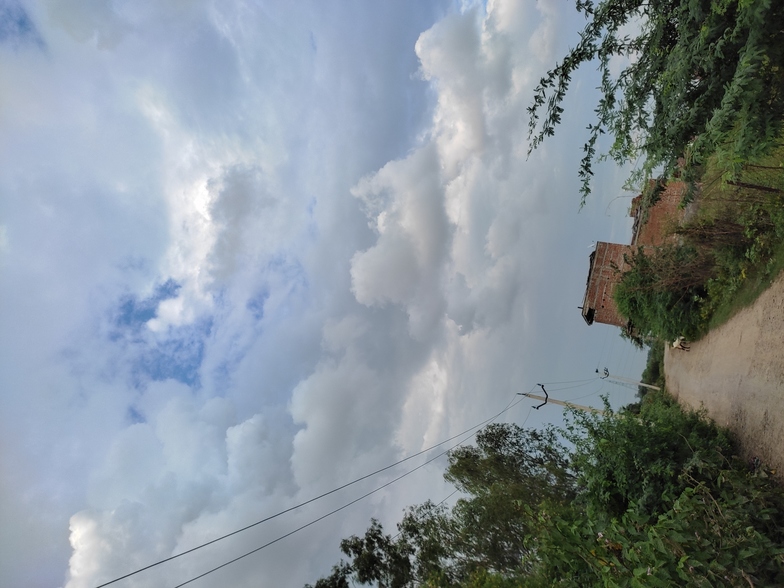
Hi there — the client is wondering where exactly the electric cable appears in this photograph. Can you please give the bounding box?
[595,325,611,370]
[563,383,607,403]
[537,376,599,386]
[543,379,601,392]
[170,394,529,588]
[96,389,532,588]
[389,404,535,541]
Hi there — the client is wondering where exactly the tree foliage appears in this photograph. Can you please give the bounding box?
[527,0,784,203]
[566,394,734,520]
[530,395,784,587]
[307,425,576,587]
[307,396,784,587]
[613,245,711,340]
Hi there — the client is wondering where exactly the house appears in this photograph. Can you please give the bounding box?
[581,181,686,328]
[580,242,632,327]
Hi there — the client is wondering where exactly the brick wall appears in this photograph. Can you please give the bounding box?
[580,181,686,328]
[632,181,686,247]
[581,242,633,327]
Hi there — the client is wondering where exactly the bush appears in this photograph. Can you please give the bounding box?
[638,341,665,396]
[308,395,784,588]
[532,393,784,587]
[614,246,710,340]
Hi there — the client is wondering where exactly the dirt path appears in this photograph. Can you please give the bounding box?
[665,272,784,475]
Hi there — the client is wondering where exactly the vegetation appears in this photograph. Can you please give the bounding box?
[614,244,710,340]
[527,0,784,204]
[613,146,784,340]
[300,3,784,586]
[306,394,784,587]
[689,147,784,328]
[638,340,665,396]
[526,0,784,338]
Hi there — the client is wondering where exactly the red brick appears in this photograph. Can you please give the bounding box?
[581,242,632,327]
[580,181,686,328]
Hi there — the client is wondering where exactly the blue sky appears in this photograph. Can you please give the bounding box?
[0,1,647,587]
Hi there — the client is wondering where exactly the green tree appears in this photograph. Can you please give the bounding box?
[444,424,575,503]
[305,562,351,588]
[341,519,414,588]
[307,399,784,587]
[396,501,457,584]
[566,394,733,520]
[306,424,576,587]
[530,394,784,586]
[613,245,712,339]
[444,425,576,575]
[527,0,784,203]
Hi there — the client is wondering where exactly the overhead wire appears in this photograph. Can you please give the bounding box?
[96,388,534,588]
[169,394,530,588]
[537,376,599,387]
[564,383,608,403]
[595,325,611,370]
[389,404,535,541]
[541,379,601,393]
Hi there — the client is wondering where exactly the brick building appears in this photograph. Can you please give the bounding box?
[581,181,686,328]
[580,242,633,327]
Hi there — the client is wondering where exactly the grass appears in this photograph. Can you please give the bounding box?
[613,140,784,342]
[679,141,784,332]
[707,238,784,329]
[638,339,665,396]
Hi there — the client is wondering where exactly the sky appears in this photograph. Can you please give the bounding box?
[0,1,648,587]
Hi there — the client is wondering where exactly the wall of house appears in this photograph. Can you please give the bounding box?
[581,181,687,329]
[583,242,633,327]
[632,181,686,247]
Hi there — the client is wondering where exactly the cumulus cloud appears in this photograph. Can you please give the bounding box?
[350,2,552,340]
[350,144,448,340]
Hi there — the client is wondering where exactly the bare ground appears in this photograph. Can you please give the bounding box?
[665,272,784,476]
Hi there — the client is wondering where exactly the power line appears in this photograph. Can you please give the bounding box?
[539,376,599,387]
[389,404,535,541]
[96,389,532,588]
[566,383,607,402]
[170,394,529,588]
[543,379,601,393]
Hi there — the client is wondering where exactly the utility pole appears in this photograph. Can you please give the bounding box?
[597,367,661,391]
[518,392,604,415]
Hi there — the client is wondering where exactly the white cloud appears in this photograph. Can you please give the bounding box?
[350,144,448,332]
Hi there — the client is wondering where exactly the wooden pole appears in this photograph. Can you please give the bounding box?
[598,368,661,391]
[606,374,660,391]
[520,393,605,415]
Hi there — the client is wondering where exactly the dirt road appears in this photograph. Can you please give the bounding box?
[665,272,784,475]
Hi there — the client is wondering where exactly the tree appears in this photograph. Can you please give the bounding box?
[613,245,712,339]
[341,519,414,588]
[305,562,351,588]
[307,402,784,587]
[532,394,784,586]
[306,424,576,587]
[444,424,575,504]
[566,394,734,520]
[527,0,784,204]
[444,425,576,575]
